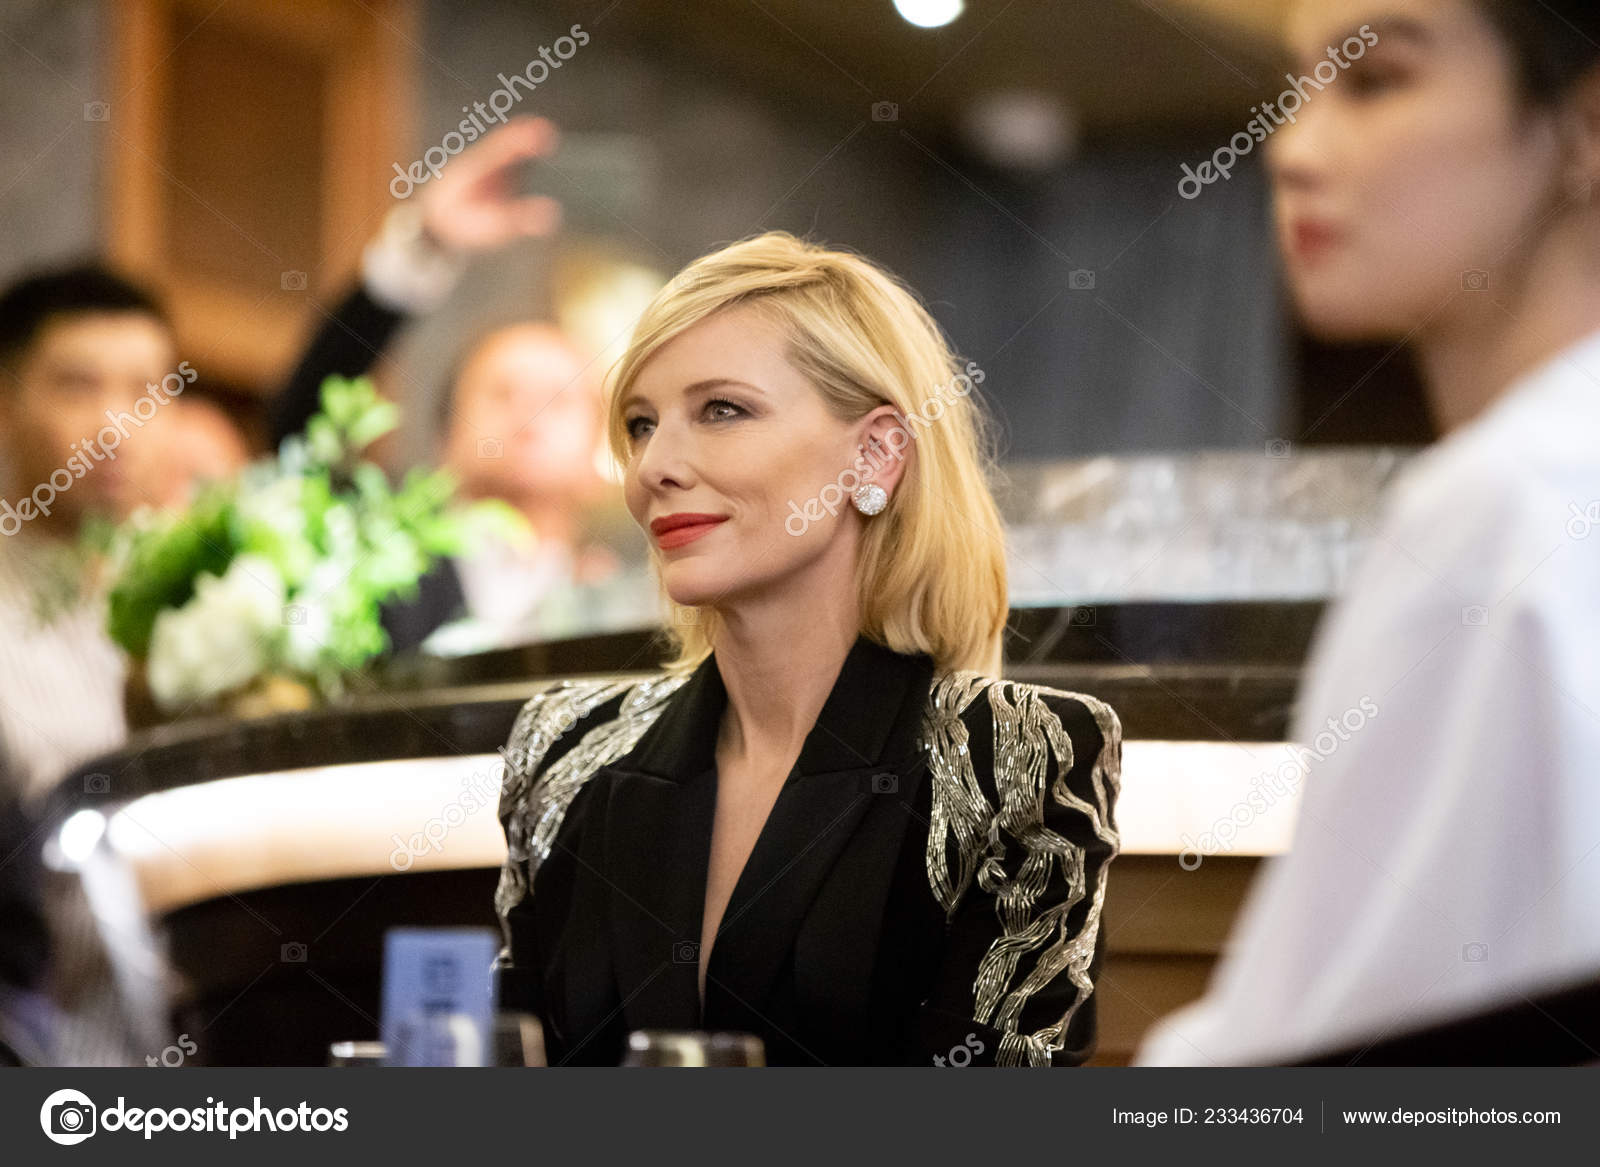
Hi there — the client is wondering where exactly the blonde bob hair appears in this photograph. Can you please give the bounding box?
[606,231,1008,677]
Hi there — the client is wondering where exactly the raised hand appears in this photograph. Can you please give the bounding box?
[418,117,563,254]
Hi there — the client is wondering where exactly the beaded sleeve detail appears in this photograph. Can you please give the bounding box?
[921,672,1123,1067]
[493,673,690,925]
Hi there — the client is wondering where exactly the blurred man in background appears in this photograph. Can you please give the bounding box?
[275,116,657,653]
[0,271,256,800]
[0,265,175,802]
[123,395,251,512]
[0,266,200,1065]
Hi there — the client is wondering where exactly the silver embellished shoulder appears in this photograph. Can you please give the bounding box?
[493,673,690,924]
[919,671,1122,1066]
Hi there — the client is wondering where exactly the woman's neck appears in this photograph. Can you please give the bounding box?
[709,554,862,767]
[1417,217,1600,435]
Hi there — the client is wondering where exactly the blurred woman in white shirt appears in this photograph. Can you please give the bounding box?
[1139,0,1600,1064]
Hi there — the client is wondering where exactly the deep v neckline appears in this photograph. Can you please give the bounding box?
[695,756,799,1019]
[593,634,937,1036]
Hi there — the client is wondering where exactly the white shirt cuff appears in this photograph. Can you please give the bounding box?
[360,203,466,314]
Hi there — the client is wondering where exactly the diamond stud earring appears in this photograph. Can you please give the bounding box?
[852,482,888,516]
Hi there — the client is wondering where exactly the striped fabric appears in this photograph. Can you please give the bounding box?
[0,534,141,1065]
[0,535,127,809]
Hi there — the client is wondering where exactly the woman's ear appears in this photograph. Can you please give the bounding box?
[853,405,913,496]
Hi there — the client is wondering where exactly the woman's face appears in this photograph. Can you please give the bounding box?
[1269,0,1566,339]
[620,304,890,612]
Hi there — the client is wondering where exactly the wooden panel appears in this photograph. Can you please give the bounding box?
[1090,853,1263,1063]
[164,12,327,291]
[104,0,414,390]
[1091,955,1221,1065]
[1103,853,1262,953]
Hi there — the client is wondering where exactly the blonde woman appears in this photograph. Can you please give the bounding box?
[493,232,1121,1067]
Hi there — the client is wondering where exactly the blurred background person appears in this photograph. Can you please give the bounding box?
[122,395,251,512]
[0,264,176,803]
[418,319,657,653]
[0,262,261,1067]
[274,116,656,654]
[1139,0,1600,1065]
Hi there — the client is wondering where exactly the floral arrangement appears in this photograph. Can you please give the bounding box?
[97,376,521,715]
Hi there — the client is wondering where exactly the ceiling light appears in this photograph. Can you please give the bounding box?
[893,0,965,30]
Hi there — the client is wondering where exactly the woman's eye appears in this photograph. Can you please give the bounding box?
[624,416,654,441]
[704,398,745,422]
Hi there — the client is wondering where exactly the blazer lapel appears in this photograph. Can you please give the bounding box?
[598,654,723,1033]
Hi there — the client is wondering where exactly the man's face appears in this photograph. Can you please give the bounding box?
[1,312,176,527]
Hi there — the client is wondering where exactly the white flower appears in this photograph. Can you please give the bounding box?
[281,589,335,674]
[145,554,287,710]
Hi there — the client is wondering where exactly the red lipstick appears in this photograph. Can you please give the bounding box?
[1287,218,1344,264]
[649,512,728,549]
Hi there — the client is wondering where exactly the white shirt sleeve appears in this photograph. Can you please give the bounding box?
[359,203,466,315]
[1136,435,1600,1065]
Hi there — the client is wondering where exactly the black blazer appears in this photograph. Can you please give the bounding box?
[493,634,1122,1067]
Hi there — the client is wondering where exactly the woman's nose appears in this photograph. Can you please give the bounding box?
[1265,104,1333,195]
[632,423,695,492]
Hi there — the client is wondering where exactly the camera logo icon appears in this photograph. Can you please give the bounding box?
[281,941,308,962]
[477,436,504,459]
[1068,269,1096,290]
[672,939,699,963]
[40,1088,97,1145]
[83,102,110,122]
[871,101,898,122]
[83,772,111,794]
[869,773,898,795]
[1069,605,1098,627]
[1462,942,1489,962]
[281,270,308,291]
[283,604,307,625]
[1265,438,1293,459]
[1461,605,1489,627]
[1461,269,1489,291]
